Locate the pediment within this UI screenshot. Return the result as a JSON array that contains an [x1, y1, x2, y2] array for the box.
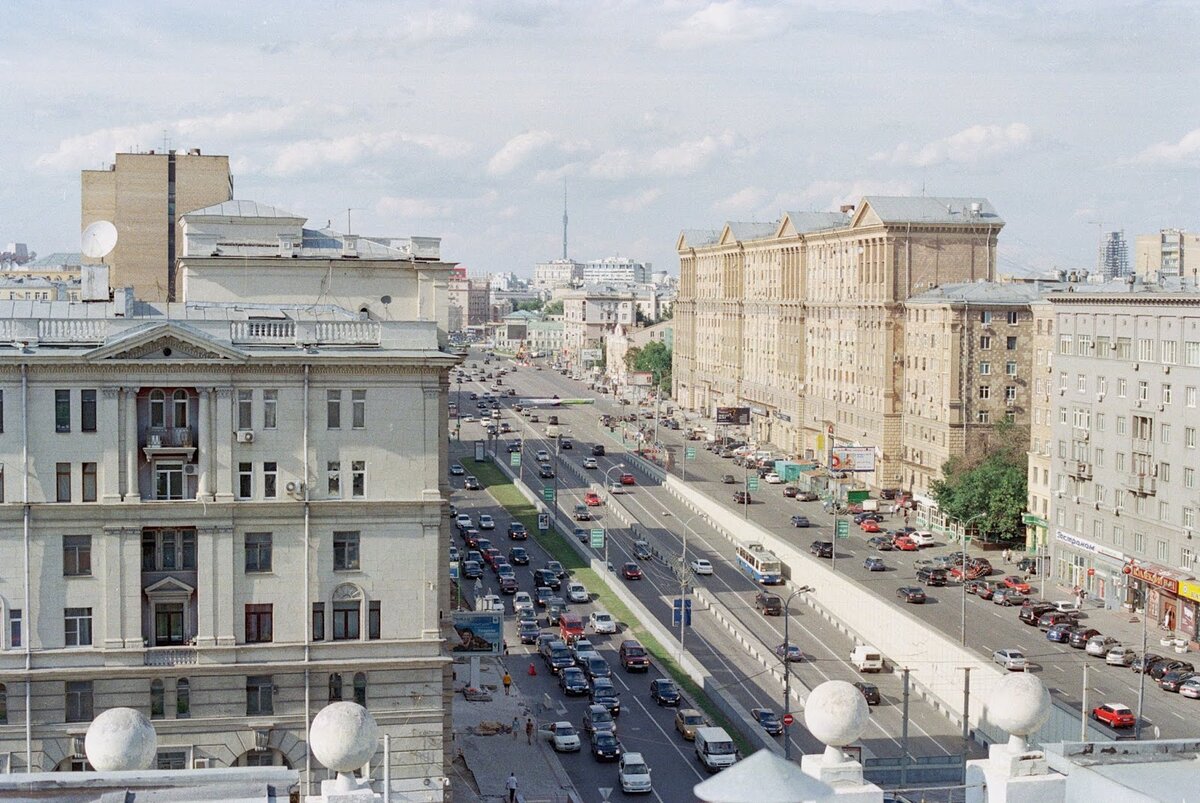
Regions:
[[85, 322, 248, 363], [144, 576, 195, 596], [848, 200, 882, 228]]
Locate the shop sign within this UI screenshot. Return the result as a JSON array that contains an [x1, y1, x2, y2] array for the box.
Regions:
[[749, 405, 767, 416], [1022, 512, 1049, 528], [1055, 530, 1125, 563], [776, 412, 792, 422], [1176, 579, 1200, 604], [1128, 561, 1184, 596]]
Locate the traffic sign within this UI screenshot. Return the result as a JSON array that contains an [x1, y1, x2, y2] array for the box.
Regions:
[[672, 598, 692, 626], [835, 519, 849, 538], [510, 452, 521, 467], [747, 477, 759, 491], [542, 486, 556, 503], [537, 512, 550, 531], [590, 528, 605, 549], [782, 713, 794, 727], [685, 447, 696, 460]]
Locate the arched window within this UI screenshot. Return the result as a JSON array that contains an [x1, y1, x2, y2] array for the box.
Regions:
[[176, 678, 190, 718], [171, 390, 189, 428], [149, 390, 166, 428], [0, 683, 7, 725], [328, 673, 343, 702], [150, 679, 165, 719], [353, 672, 367, 706]]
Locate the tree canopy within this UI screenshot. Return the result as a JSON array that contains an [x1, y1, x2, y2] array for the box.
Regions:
[[512, 299, 543, 312], [929, 420, 1028, 542], [542, 299, 564, 316], [624, 341, 672, 392]]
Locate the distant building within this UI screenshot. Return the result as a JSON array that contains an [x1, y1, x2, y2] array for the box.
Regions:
[[1, 242, 32, 268], [561, 286, 636, 367], [82, 149, 234, 302], [532, 259, 583, 293], [1098, 230, 1129, 280], [1135, 228, 1200, 281], [605, 321, 673, 391], [1, 253, 84, 301], [581, 257, 649, 285]]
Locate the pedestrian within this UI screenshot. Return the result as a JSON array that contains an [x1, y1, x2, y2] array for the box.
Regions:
[[511, 716, 519, 740], [525, 717, 534, 745], [506, 772, 518, 803], [503, 671, 512, 696]]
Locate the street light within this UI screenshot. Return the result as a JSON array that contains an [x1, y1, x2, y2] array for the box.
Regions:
[[958, 512, 987, 647], [600, 463, 626, 569], [783, 585, 815, 761], [663, 512, 704, 662], [1134, 583, 1150, 740]]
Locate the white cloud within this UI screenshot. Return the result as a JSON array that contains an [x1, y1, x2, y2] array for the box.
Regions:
[[486, 130, 557, 177], [658, 1, 785, 50], [588, 133, 736, 180], [268, 131, 471, 176], [610, 188, 663, 213], [790, 179, 916, 211], [376, 196, 452, 220], [1129, 128, 1200, 166], [871, 123, 1033, 167], [332, 10, 480, 50], [711, 186, 766, 214]]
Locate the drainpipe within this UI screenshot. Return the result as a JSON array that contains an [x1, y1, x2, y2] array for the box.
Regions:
[[21, 363, 31, 770], [303, 364, 312, 794]]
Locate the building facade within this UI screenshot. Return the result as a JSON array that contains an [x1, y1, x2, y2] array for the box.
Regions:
[[1024, 297, 1055, 562], [82, 150, 233, 302], [1047, 280, 1200, 638], [1134, 229, 1200, 280], [532, 259, 583, 293], [560, 286, 635, 367]]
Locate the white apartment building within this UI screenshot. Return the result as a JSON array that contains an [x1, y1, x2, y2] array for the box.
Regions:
[[560, 286, 635, 366], [1047, 279, 1200, 638], [1134, 229, 1200, 280], [580, 257, 649, 286], [532, 259, 583, 293]]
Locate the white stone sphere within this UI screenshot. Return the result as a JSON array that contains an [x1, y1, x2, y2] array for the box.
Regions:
[[310, 702, 379, 773], [84, 707, 158, 771], [988, 672, 1051, 737], [804, 680, 870, 747]]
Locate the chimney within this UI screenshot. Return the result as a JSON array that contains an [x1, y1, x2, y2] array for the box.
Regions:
[[840, 204, 855, 214]]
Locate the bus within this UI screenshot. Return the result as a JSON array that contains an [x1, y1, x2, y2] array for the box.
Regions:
[[735, 543, 782, 585]]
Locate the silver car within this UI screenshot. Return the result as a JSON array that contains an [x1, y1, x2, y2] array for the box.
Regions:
[[993, 649, 1028, 671], [1105, 646, 1137, 667], [1085, 635, 1119, 657]]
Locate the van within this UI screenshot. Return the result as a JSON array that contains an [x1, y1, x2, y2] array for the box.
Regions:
[[694, 726, 738, 772], [860, 499, 880, 512], [851, 645, 884, 673], [559, 613, 584, 644]]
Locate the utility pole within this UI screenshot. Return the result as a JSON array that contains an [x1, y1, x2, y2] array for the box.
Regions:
[[1080, 663, 1089, 741], [961, 666, 971, 784], [900, 667, 910, 787], [1135, 585, 1148, 739], [782, 586, 815, 761]]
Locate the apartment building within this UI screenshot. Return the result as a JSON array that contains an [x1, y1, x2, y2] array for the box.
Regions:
[[532, 259, 583, 293], [1134, 229, 1199, 281], [82, 149, 233, 302], [675, 197, 1004, 488], [560, 286, 635, 366], [1047, 279, 1200, 638], [1024, 297, 1055, 560]]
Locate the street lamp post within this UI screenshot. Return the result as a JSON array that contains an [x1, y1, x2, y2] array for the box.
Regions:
[[1135, 584, 1149, 739], [958, 513, 987, 647], [783, 585, 815, 761], [601, 463, 626, 569], [663, 512, 704, 662]]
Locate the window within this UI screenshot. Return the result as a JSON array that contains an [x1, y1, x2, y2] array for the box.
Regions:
[[1058, 334, 1072, 354], [353, 672, 367, 706], [237, 390, 253, 431], [351, 461, 365, 498], [978, 386, 990, 400], [56, 463, 71, 502], [262, 390, 278, 429], [1077, 374, 1086, 392], [172, 390, 188, 427], [63, 535, 91, 576], [352, 390, 366, 429], [980, 335, 991, 350], [1096, 413, 1106, 431], [1189, 387, 1198, 408], [1186, 467, 1196, 489], [979, 362, 991, 376], [245, 604, 273, 643], [1058, 406, 1068, 424], [1160, 462, 1171, 483], [1006, 336, 1017, 350], [55, 389, 70, 432], [1133, 415, 1152, 441], [1157, 540, 1170, 561], [82, 462, 96, 502], [263, 462, 277, 499], [327, 461, 340, 496], [141, 528, 197, 571], [1076, 334, 1092, 355], [1138, 338, 1155, 362], [981, 310, 993, 324], [1162, 340, 1178, 364], [150, 679, 165, 719], [150, 389, 166, 428], [368, 601, 380, 640], [176, 679, 191, 718], [1112, 526, 1124, 548], [1185, 508, 1196, 529], [328, 673, 343, 702], [80, 390, 97, 432], [245, 533, 273, 573], [1188, 428, 1197, 449], [1116, 452, 1126, 472], [977, 410, 990, 424], [1162, 423, 1172, 445], [334, 531, 360, 569], [333, 600, 361, 640], [327, 390, 342, 429], [1005, 386, 1016, 402], [8, 610, 20, 648], [0, 389, 4, 432], [238, 462, 253, 499], [312, 603, 325, 641], [1007, 310, 1019, 325], [1116, 337, 1132, 359], [1096, 336, 1110, 357], [0, 684, 6, 724], [65, 681, 93, 722], [246, 675, 273, 716], [155, 462, 184, 500], [157, 751, 187, 770], [64, 607, 93, 646], [1118, 378, 1127, 397], [1188, 341, 1200, 366], [1163, 384, 1173, 405], [1005, 361, 1017, 376]]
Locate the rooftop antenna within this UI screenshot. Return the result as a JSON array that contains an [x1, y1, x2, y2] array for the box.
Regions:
[[562, 181, 568, 260], [346, 208, 363, 234], [81, 220, 118, 262]]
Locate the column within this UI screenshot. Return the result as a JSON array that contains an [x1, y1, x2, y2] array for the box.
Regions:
[[101, 525, 129, 649], [197, 389, 211, 499], [212, 388, 234, 503], [124, 387, 140, 501], [194, 524, 217, 648], [101, 388, 121, 503]]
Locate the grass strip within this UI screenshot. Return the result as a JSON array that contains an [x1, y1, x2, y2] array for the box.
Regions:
[[465, 457, 753, 755]]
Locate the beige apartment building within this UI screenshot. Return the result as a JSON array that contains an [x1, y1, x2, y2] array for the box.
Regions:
[[675, 197, 1004, 489], [1024, 297, 1055, 559], [560, 286, 636, 367], [1134, 229, 1199, 280], [82, 149, 233, 302]]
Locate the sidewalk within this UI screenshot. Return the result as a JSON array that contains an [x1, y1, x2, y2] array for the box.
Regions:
[[449, 654, 579, 803]]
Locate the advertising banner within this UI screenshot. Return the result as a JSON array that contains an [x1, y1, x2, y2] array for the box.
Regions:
[[716, 406, 751, 426], [830, 446, 876, 472], [582, 348, 603, 361], [450, 611, 503, 655], [630, 371, 655, 386]]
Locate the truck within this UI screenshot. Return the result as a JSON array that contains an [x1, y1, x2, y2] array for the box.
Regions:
[[859, 498, 879, 512], [850, 645, 884, 673], [694, 726, 738, 772]]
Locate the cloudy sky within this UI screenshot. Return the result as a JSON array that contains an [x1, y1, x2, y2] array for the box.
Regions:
[[3, 1, 1198, 277]]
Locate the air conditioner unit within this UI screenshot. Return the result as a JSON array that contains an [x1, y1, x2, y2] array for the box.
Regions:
[[285, 480, 305, 495], [193, 758, 212, 769], [1158, 404, 1165, 412], [1096, 392, 1105, 402], [183, 464, 199, 476], [1080, 431, 1089, 441], [236, 431, 255, 443]]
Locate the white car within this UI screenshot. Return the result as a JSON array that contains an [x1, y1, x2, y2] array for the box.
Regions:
[[992, 649, 1027, 671], [583, 457, 599, 469], [1105, 646, 1136, 666], [1052, 600, 1081, 613], [536, 450, 551, 462], [589, 611, 617, 634], [618, 752, 652, 793], [609, 483, 625, 494], [908, 531, 936, 548], [478, 514, 495, 530], [541, 721, 581, 752], [1180, 677, 1200, 699], [513, 592, 534, 613], [690, 559, 714, 575], [454, 514, 472, 529], [567, 581, 589, 603], [763, 472, 783, 484]]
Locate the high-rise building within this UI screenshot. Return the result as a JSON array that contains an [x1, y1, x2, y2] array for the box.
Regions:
[[1098, 230, 1130, 279], [82, 149, 233, 301], [1134, 229, 1200, 281]]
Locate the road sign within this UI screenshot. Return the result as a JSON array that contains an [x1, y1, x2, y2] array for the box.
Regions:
[[590, 528, 605, 549], [672, 598, 692, 626], [542, 486, 556, 503], [449, 562, 460, 580], [782, 713, 794, 726], [510, 452, 521, 467], [747, 477, 759, 491], [685, 447, 696, 460], [835, 519, 849, 538], [537, 512, 550, 531]]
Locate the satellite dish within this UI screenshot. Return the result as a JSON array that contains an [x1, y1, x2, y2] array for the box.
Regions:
[[81, 220, 118, 259]]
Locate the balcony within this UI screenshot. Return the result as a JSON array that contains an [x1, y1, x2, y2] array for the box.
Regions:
[[1127, 474, 1157, 496], [143, 427, 196, 460], [144, 647, 197, 667]]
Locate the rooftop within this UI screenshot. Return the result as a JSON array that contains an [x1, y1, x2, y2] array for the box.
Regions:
[[862, 195, 1003, 225], [907, 281, 1059, 306]]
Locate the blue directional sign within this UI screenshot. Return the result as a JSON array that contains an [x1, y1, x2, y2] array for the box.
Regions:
[[672, 598, 692, 627]]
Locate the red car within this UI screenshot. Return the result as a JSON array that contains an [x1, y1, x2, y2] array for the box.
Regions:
[[619, 473, 636, 486], [584, 491, 602, 506], [860, 520, 883, 533], [1091, 703, 1136, 729], [622, 562, 643, 580], [1002, 575, 1032, 594], [893, 535, 918, 551]]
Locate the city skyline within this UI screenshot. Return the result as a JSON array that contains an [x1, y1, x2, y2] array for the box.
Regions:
[[2, 1, 1198, 276]]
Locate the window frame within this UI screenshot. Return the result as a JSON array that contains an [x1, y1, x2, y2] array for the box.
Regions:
[[245, 675, 274, 716], [64, 607, 93, 647], [56, 462, 71, 502], [237, 390, 253, 431], [80, 389, 97, 432], [262, 389, 278, 430], [63, 535, 92, 577], [65, 680, 93, 723], [81, 462, 97, 502], [244, 603, 274, 644], [351, 389, 366, 429], [55, 389, 71, 433], [333, 531, 361, 571], [244, 532, 273, 573]]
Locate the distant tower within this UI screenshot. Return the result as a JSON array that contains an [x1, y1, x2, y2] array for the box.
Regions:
[[1099, 230, 1129, 279], [562, 183, 568, 260]]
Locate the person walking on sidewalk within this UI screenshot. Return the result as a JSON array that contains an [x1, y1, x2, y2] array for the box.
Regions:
[[503, 671, 512, 696], [525, 717, 534, 745], [506, 772, 518, 803], [511, 716, 519, 740]]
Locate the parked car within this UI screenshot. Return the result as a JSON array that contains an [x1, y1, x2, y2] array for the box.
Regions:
[[1045, 623, 1078, 643], [1001, 575, 1032, 594], [650, 678, 681, 706], [992, 587, 1025, 606], [1180, 677, 1200, 699], [908, 531, 936, 548], [1086, 635, 1120, 657], [790, 515, 811, 528], [1132, 653, 1167, 674], [1105, 646, 1137, 667], [993, 649, 1028, 671], [868, 535, 894, 552], [893, 535, 918, 551], [1038, 611, 1080, 630], [751, 707, 784, 735], [1091, 703, 1136, 729], [854, 681, 881, 705], [896, 586, 927, 604], [755, 591, 783, 616], [1149, 659, 1194, 681], [1019, 602, 1056, 625], [1159, 669, 1198, 692], [1068, 628, 1102, 649]]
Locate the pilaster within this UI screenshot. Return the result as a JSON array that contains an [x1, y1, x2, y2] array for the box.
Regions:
[[195, 523, 235, 647], [213, 388, 234, 503], [197, 388, 212, 499], [124, 387, 140, 502], [101, 387, 121, 503]]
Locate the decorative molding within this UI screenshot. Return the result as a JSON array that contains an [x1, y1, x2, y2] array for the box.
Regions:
[[333, 583, 363, 601], [116, 335, 228, 361]]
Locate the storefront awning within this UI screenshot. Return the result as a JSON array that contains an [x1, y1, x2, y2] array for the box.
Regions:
[[1129, 561, 1195, 596]]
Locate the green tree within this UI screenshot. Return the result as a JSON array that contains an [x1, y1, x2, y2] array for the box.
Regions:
[[513, 299, 543, 312], [626, 341, 672, 393], [543, 299, 564, 316], [929, 420, 1028, 543]]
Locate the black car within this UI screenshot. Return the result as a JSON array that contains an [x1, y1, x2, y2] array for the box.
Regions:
[[589, 730, 623, 761], [721, 474, 736, 484], [1019, 603, 1056, 625], [1132, 653, 1167, 674], [790, 515, 811, 528], [755, 591, 783, 615], [782, 486, 799, 498], [1149, 659, 1194, 681], [650, 678, 681, 706], [498, 575, 518, 594], [810, 540, 834, 558], [508, 547, 530, 565], [546, 560, 566, 578], [538, 465, 555, 479], [897, 586, 926, 604], [1159, 669, 1198, 692], [559, 667, 590, 695], [854, 681, 881, 705], [592, 444, 606, 456], [733, 490, 752, 504], [750, 707, 784, 736], [853, 512, 883, 524], [517, 620, 541, 644], [533, 568, 561, 590], [560, 438, 573, 450], [590, 678, 621, 715], [508, 521, 529, 540], [916, 567, 948, 586], [462, 560, 483, 579]]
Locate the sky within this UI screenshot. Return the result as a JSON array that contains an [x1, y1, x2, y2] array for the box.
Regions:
[[2, 0, 1198, 278]]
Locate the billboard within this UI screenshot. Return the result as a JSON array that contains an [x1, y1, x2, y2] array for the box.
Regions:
[[630, 371, 655, 387], [716, 406, 751, 426], [830, 446, 876, 473], [582, 348, 603, 362], [450, 611, 503, 655]]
